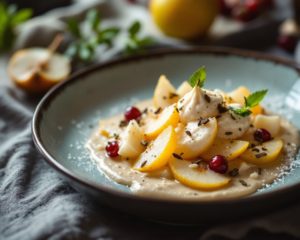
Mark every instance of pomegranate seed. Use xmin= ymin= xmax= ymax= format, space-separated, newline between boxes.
xmin=209 ymin=155 xmax=228 ymax=174
xmin=105 ymin=141 xmax=119 ymax=157
xmin=254 ymin=128 xmax=272 ymax=143
xmin=124 ymin=106 xmax=141 ymax=121
xmin=277 ymin=35 xmax=298 ymax=52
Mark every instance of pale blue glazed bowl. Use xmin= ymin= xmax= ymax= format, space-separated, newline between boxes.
xmin=32 ymin=48 xmax=300 ymax=224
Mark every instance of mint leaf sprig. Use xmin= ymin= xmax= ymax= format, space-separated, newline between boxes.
xmin=0 ymin=2 xmax=32 ymax=52
xmin=65 ymin=9 xmax=120 ymax=63
xmin=188 ymin=66 xmax=207 ymax=88
xmin=230 ymin=89 xmax=268 ymax=117
xmin=124 ymin=20 xmax=155 ymax=55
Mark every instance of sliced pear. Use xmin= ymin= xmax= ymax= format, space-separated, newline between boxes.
xmin=241 ymin=139 xmax=283 ymax=165
xmin=169 ymin=157 xmax=230 ymax=190
xmin=134 ymin=126 xmax=176 ymax=172
xmin=118 ymin=120 xmax=145 ymax=159
xmin=228 ymin=86 xmax=263 ymax=115
xmin=177 ymin=81 xmax=192 ymax=97
xmin=153 ymin=75 xmax=179 ymax=108
xmin=144 ymin=104 xmax=179 ymax=139
xmin=201 ymin=139 xmax=249 ymax=161
xmin=8 ymin=48 xmax=71 ymax=93
xmin=253 ymin=115 xmax=281 ymax=137
xmin=175 ymin=117 xmax=218 ymax=159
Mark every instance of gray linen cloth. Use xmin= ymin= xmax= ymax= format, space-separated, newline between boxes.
xmin=1 ymin=0 xmax=300 ymax=239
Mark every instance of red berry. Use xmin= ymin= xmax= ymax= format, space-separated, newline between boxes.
xmin=277 ymin=35 xmax=298 ymax=52
xmin=254 ymin=128 xmax=272 ymax=143
xmin=105 ymin=141 xmax=119 ymax=157
xmin=124 ymin=106 xmax=141 ymax=121
xmin=209 ymin=155 xmax=228 ymax=174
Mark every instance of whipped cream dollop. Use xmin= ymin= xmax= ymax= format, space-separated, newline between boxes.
xmin=177 ymin=87 xmax=223 ymax=123
xmin=217 ymin=103 xmax=251 ymax=139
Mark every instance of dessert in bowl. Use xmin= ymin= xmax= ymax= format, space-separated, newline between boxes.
xmin=32 ymin=48 xmax=300 ymax=223
xmin=87 ymin=67 xmax=299 ymax=200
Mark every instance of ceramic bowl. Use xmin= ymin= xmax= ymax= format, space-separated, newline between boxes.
xmin=32 ymin=47 xmax=300 ymax=224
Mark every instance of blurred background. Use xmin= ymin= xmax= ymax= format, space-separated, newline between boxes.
xmin=3 ymin=0 xmax=300 ymax=93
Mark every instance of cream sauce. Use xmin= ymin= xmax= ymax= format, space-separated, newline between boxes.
xmin=86 ymin=100 xmax=299 ymax=201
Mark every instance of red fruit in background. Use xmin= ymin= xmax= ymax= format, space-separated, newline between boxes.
xmin=245 ymin=0 xmax=261 ymax=14
xmin=277 ymin=35 xmax=298 ymax=52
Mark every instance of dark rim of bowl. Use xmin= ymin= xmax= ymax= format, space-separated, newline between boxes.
xmin=32 ymin=46 xmax=300 ymax=205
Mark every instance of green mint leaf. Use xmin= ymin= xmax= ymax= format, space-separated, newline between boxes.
xmin=11 ymin=8 xmax=32 ymax=26
xmin=230 ymin=107 xmax=252 ymax=117
xmin=79 ymin=43 xmax=94 ymax=61
xmin=86 ymin=9 xmax=100 ymax=31
xmin=136 ymin=36 xmax=155 ymax=46
xmin=188 ymin=66 xmax=207 ymax=88
xmin=245 ymin=89 xmax=268 ymax=108
xmin=67 ymin=19 xmax=81 ymax=38
xmin=128 ymin=21 xmax=141 ymax=37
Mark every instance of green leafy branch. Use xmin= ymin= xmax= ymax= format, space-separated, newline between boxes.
xmin=124 ymin=20 xmax=154 ymax=55
xmin=0 ymin=2 xmax=32 ymax=52
xmin=230 ymin=89 xmax=268 ymax=117
xmin=65 ymin=9 xmax=120 ymax=62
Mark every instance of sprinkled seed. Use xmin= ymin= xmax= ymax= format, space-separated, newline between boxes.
xmin=255 ymin=152 xmax=267 ymax=158
xmin=198 ymin=118 xmax=209 ymax=126
xmin=257 ymin=168 xmax=262 ymax=175
xmin=172 ymin=153 xmax=183 ymax=160
xmin=140 ymin=140 xmax=148 ymax=147
xmin=251 ymin=148 xmax=260 ymax=152
xmin=238 ymin=128 xmax=242 ymax=131
xmin=239 ymin=179 xmax=248 ymax=187
xmin=154 ymin=107 xmax=162 ymax=114
xmin=225 ymin=131 xmax=233 ymax=135
xmin=230 ymin=114 xmax=236 ymax=120
xmin=204 ymin=94 xmax=211 ymax=103
xmin=142 ymin=108 xmax=148 ymax=114
xmin=185 ymin=130 xmax=192 ymax=137
xmin=141 ymin=161 xmax=147 ymax=168
xmin=228 ymin=168 xmax=239 ymax=177
xmin=169 ymin=92 xmax=179 ymax=99
xmin=217 ymin=103 xmax=228 ymax=113
xmin=163 ymin=96 xmax=167 ymax=100
xmin=119 ymin=120 xmax=128 ymax=128
xmin=113 ymin=133 xmax=119 ymax=140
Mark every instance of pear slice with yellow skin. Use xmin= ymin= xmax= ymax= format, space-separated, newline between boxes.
xmin=201 ymin=139 xmax=249 ymax=161
xmin=228 ymin=86 xmax=263 ymax=115
xmin=153 ymin=75 xmax=179 ymax=108
xmin=134 ymin=126 xmax=176 ymax=172
xmin=144 ymin=104 xmax=179 ymax=140
xmin=175 ymin=117 xmax=218 ymax=159
xmin=253 ymin=114 xmax=281 ymax=137
xmin=241 ymin=139 xmax=283 ymax=165
xmin=169 ymin=157 xmax=230 ymax=190
xmin=8 ymin=48 xmax=71 ymax=93
xmin=177 ymin=81 xmax=192 ymax=97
